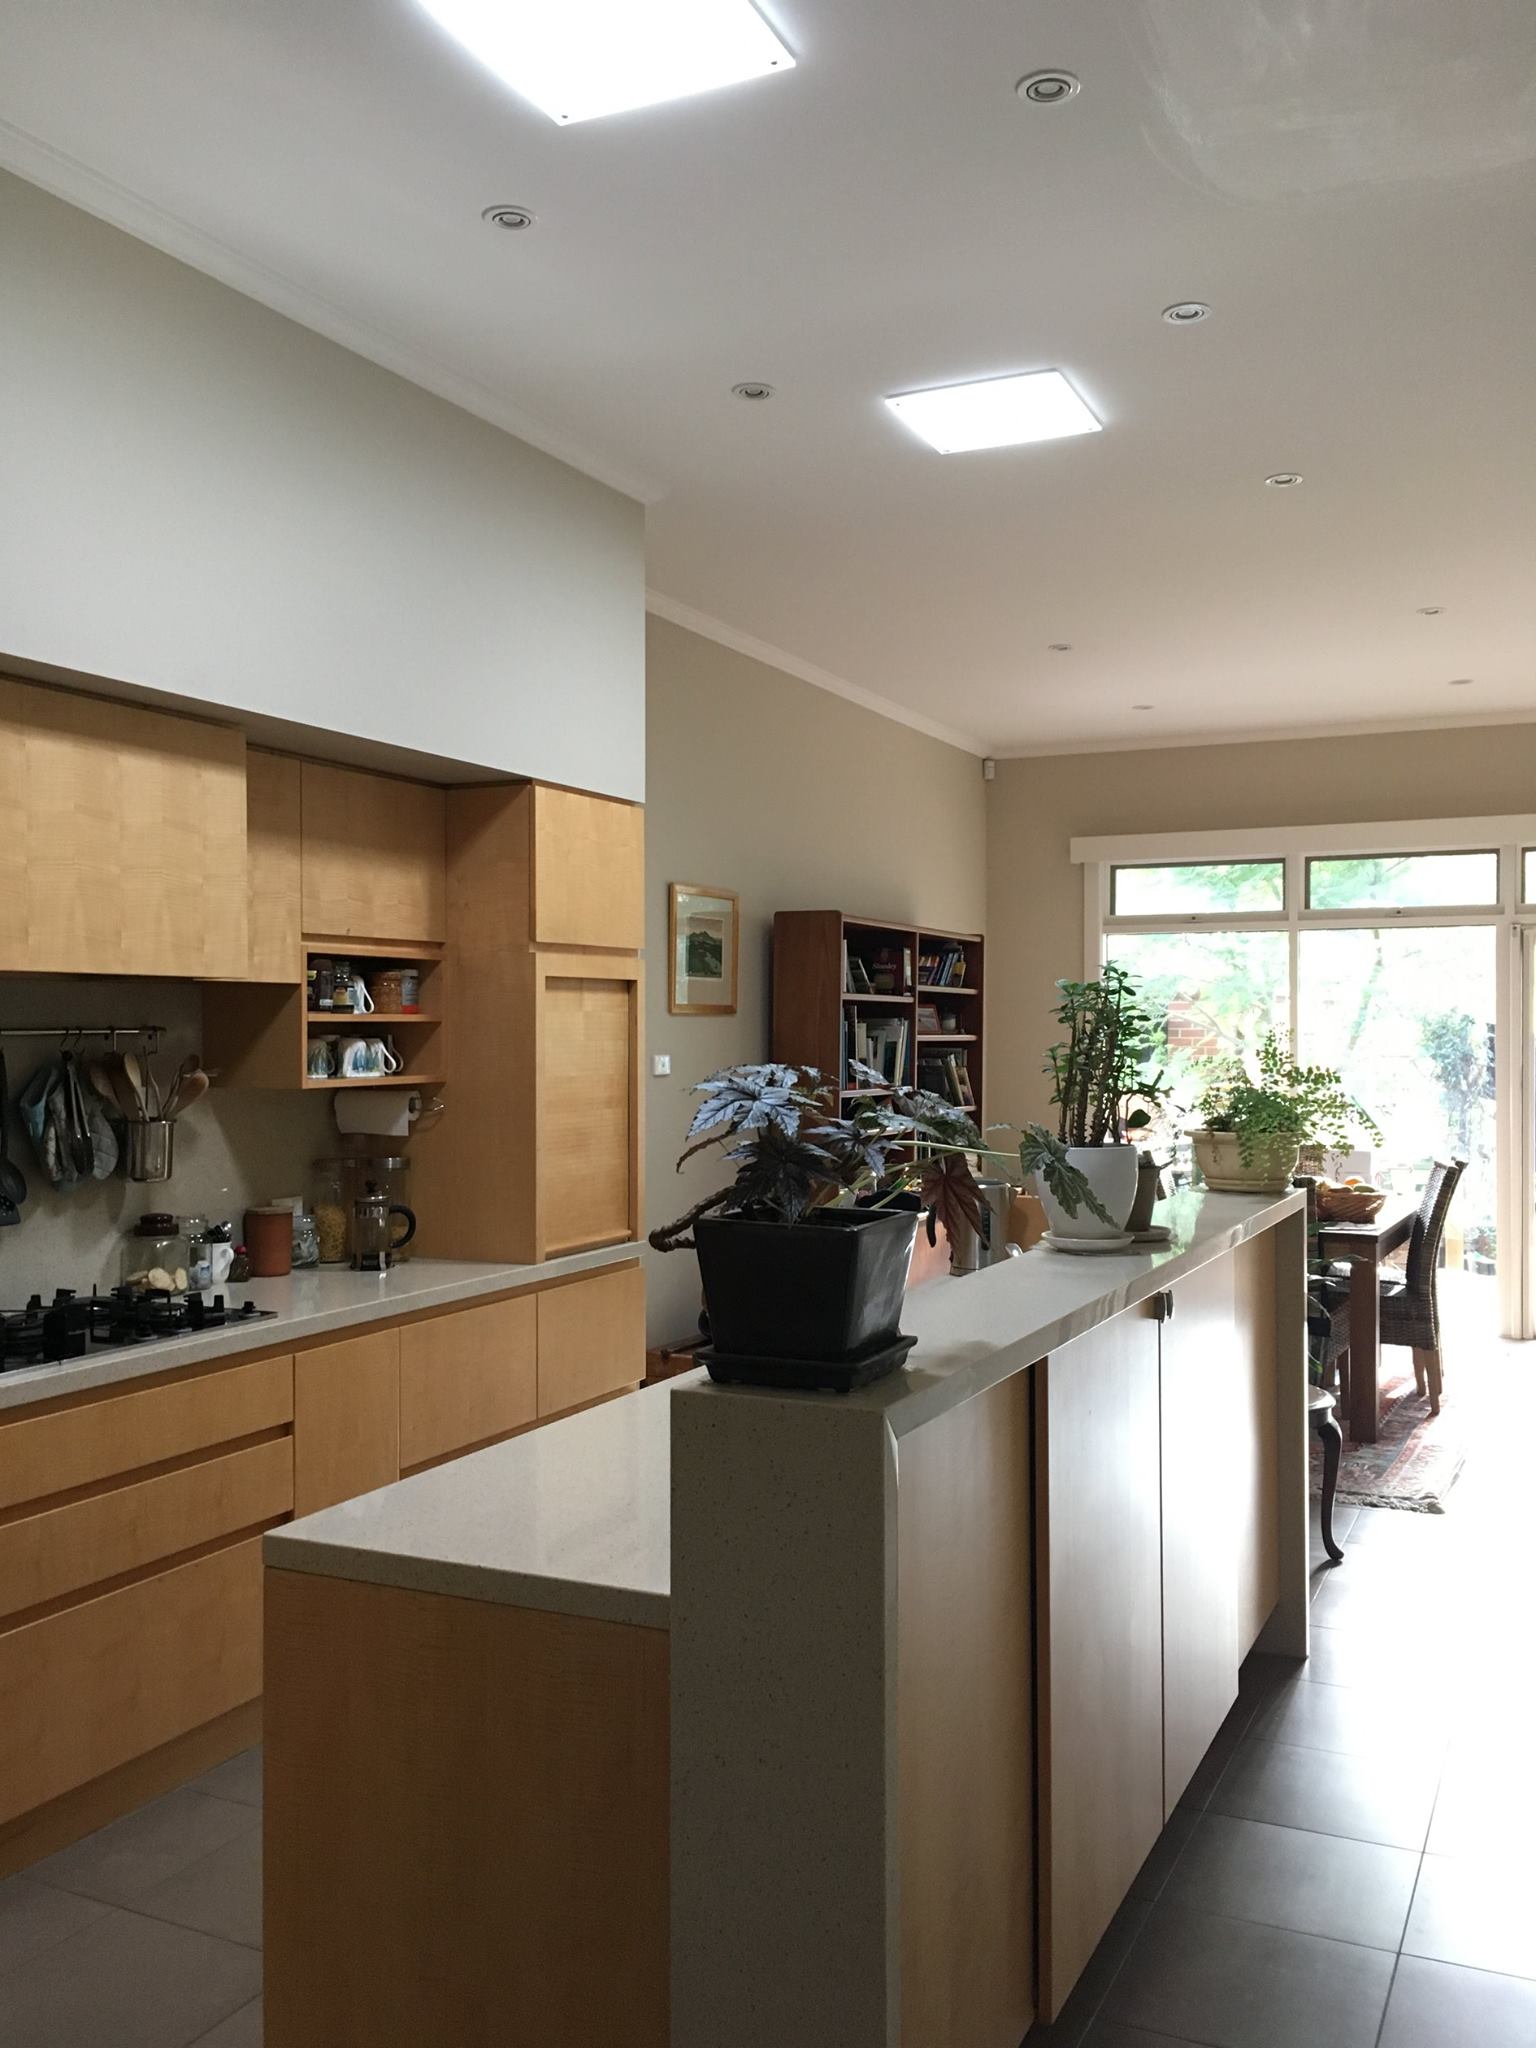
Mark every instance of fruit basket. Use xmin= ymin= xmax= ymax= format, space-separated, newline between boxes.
xmin=1314 ymin=1183 xmax=1386 ymax=1224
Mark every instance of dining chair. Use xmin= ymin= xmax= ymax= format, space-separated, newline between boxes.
xmin=1378 ymin=1157 xmax=1466 ymax=1414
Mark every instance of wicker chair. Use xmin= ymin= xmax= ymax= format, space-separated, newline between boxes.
xmin=1379 ymin=1157 xmax=1466 ymax=1414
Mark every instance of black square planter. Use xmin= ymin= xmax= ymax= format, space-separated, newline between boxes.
xmin=693 ymin=1206 xmax=918 ymax=1366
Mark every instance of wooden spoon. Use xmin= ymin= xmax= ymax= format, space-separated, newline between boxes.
xmin=167 ymin=1069 xmax=209 ymax=1118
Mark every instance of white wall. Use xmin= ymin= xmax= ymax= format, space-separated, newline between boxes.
xmin=0 ymin=171 xmax=645 ymax=801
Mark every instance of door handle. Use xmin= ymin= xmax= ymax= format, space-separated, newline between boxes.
xmin=1151 ymin=1289 xmax=1176 ymax=1322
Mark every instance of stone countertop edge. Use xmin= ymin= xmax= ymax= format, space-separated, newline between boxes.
xmin=0 ymin=1241 xmax=645 ymax=1414
xmin=674 ymin=1186 xmax=1307 ymax=1439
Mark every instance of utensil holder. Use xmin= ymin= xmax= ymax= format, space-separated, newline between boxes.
xmin=126 ymin=1120 xmax=175 ymax=1184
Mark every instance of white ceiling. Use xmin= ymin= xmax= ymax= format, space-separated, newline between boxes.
xmin=2 ymin=0 xmax=1534 ymax=756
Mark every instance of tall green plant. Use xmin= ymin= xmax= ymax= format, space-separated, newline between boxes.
xmin=1195 ymin=1033 xmax=1381 ymax=1164
xmin=1045 ymin=965 xmax=1168 ymax=1147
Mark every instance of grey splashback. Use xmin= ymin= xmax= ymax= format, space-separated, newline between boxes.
xmin=0 ymin=978 xmax=330 ymax=1298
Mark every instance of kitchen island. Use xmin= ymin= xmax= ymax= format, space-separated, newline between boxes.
xmin=262 ymin=1187 xmax=1308 ymax=2048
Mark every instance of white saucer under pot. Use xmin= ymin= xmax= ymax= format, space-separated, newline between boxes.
xmin=1043 ymin=1231 xmax=1135 ymax=1255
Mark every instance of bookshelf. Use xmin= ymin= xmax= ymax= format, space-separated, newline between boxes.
xmin=770 ymin=910 xmax=984 ymax=1114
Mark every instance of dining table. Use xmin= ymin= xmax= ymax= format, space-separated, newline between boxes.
xmin=1316 ymin=1194 xmax=1418 ymax=1444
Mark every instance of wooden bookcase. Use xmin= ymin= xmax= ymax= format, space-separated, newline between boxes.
xmin=771 ymin=911 xmax=984 ymax=1114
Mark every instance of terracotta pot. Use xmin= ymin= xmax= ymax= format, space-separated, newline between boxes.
xmin=1190 ymin=1128 xmax=1299 ymax=1196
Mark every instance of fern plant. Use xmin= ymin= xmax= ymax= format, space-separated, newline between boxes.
xmin=1195 ymin=1034 xmax=1381 ymax=1165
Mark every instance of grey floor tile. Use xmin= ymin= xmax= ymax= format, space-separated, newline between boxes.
xmin=1160 ymin=1812 xmax=1418 ymax=1951
xmin=1178 ymin=1694 xmax=1262 ymax=1812
xmin=1026 ymin=1895 xmax=1153 ymax=2047
xmin=0 ymin=1905 xmax=261 ymax=2048
xmin=1102 ymin=1902 xmax=1395 ymax=2048
xmin=0 ymin=1877 xmax=110 ymax=1980
xmin=1403 ymin=1850 xmax=1536 ymax=1980
xmin=1130 ymin=1807 xmax=1199 ymax=1903
xmin=191 ymin=1749 xmax=263 ymax=1811
xmin=1208 ymin=1736 xmax=1439 ymax=1851
xmin=1303 ymin=1622 xmax=1454 ymax=1696
xmin=25 ymin=1789 xmax=256 ymax=1909
xmin=1253 ymin=1677 xmax=1446 ymax=1764
xmin=191 ymin=1997 xmax=263 ymax=2046
xmin=1082 ymin=2025 xmax=1194 ymax=2047
xmin=136 ymin=1828 xmax=262 ymax=1950
xmin=1380 ymin=1954 xmax=1536 ymax=2048
xmin=1427 ymin=1758 xmax=1536 ymax=1858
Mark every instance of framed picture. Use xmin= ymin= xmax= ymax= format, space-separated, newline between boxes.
xmin=669 ymin=883 xmax=739 ymax=1016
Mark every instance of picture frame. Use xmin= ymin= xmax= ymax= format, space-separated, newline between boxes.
xmin=669 ymin=883 xmax=739 ymax=1016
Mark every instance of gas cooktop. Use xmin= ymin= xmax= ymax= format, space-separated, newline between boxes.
xmin=0 ymin=1288 xmax=277 ymax=1371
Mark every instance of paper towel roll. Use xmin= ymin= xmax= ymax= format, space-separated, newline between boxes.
xmin=333 ymin=1089 xmax=419 ymax=1138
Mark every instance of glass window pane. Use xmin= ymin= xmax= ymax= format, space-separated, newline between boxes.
xmin=1298 ymin=925 xmax=1496 ymax=1276
xmin=1306 ymin=851 xmax=1497 ymax=910
xmin=1524 ymin=848 xmax=1536 ymax=903
xmin=1111 ymin=861 xmax=1283 ymax=916
xmin=1105 ymin=930 xmax=1291 ymax=1154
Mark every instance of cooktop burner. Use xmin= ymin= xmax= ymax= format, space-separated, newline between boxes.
xmin=0 ymin=1288 xmax=277 ymax=1371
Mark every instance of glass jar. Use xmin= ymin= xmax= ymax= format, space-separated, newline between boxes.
xmin=312 ymin=1157 xmax=355 ymax=1266
xmin=271 ymin=1195 xmax=320 ymax=1269
xmin=120 ymin=1213 xmax=190 ymax=1293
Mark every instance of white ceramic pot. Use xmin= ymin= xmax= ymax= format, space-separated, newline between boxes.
xmin=1190 ymin=1128 xmax=1299 ymax=1196
xmin=1034 ymin=1144 xmax=1139 ymax=1239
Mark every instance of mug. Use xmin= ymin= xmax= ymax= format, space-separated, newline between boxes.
xmin=366 ymin=1036 xmax=403 ymax=1075
xmin=307 ymin=1037 xmax=338 ymax=1079
xmin=349 ymin=975 xmax=374 ymax=1014
xmin=340 ymin=1038 xmax=377 ymax=1078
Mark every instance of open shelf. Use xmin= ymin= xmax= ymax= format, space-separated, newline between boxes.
xmin=307 ymin=1012 xmax=441 ymax=1026
xmin=917 ymin=984 xmax=979 ymax=997
xmin=304 ymin=1073 xmax=443 ymax=1091
xmin=917 ymin=1033 xmax=978 ymax=1044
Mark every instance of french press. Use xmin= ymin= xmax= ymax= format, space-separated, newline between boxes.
xmin=350 ymin=1180 xmax=417 ymax=1272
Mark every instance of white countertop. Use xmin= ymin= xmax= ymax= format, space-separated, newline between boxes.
xmin=264 ymin=1189 xmax=1303 ymax=1627
xmin=0 ymin=1242 xmax=644 ymax=1412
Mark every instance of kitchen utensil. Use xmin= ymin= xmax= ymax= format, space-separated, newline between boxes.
xmin=350 ymin=1182 xmax=416 ymax=1272
xmin=161 ymin=1054 xmax=199 ymax=1116
xmin=169 ymin=1069 xmax=209 ymax=1116
xmin=125 ymin=1119 xmax=175 ymax=1183
xmin=0 ymin=1052 xmax=27 ymax=1212
xmin=948 ymin=1176 xmax=1021 ymax=1275
xmin=118 ymin=1052 xmax=150 ymax=1119
xmin=60 ymin=1053 xmax=95 ymax=1178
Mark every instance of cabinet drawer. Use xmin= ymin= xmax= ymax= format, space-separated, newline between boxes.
xmin=399 ymin=1297 xmax=537 ymax=1471
xmin=293 ymin=1329 xmax=400 ymax=1515
xmin=0 ymin=1353 xmax=294 ymax=1515
xmin=0 ymin=1538 xmax=264 ymax=1827
xmin=0 ymin=1437 xmax=292 ymax=1624
xmin=536 ymin=1265 xmax=644 ymax=1419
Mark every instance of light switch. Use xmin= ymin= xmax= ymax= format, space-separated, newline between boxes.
xmin=652 ymin=1053 xmax=672 ymax=1077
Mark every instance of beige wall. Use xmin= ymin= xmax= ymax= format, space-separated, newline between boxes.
xmin=644 ymin=616 xmax=988 ymax=1342
xmin=986 ymin=722 xmax=1536 ymax=1129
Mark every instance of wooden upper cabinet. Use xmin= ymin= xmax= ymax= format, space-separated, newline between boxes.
xmin=0 ymin=676 xmax=247 ymax=978
xmin=245 ymin=751 xmax=303 ymax=981
xmin=300 ymin=762 xmax=446 ymax=942
xmin=528 ymin=785 xmax=644 ymax=951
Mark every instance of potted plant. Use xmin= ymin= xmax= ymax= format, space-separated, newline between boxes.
xmin=1025 ymin=966 xmax=1169 ymax=1239
xmin=1188 ymin=1034 xmax=1380 ymax=1195
xmin=649 ymin=1061 xmax=1026 ymax=1388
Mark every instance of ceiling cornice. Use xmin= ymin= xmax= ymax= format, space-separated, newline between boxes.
xmin=644 ymin=590 xmax=990 ymax=757
xmin=995 ymin=704 xmax=1536 ymax=759
xmin=0 ymin=115 xmax=660 ymax=505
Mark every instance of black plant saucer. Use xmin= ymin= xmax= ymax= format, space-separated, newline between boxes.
xmin=698 ymin=1332 xmax=917 ymax=1396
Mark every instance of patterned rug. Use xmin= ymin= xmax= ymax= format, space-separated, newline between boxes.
xmin=1310 ymin=1368 xmax=1466 ymax=1513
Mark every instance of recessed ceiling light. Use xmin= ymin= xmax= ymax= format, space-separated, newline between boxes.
xmin=1416 ymin=605 xmax=1446 ymax=616
xmin=1448 ymin=677 xmax=1474 ymax=687
xmin=1132 ymin=703 xmax=1154 ymax=711
xmin=1162 ymin=301 xmax=1210 ymax=324
xmin=885 ymin=370 xmax=1101 ymax=454
xmin=1264 ymin=472 xmax=1303 ymax=487
xmin=1048 ymin=642 xmax=1073 ymax=652
xmin=1016 ymin=69 xmax=1080 ymax=105
xmin=731 ymin=380 xmax=774 ymax=401
xmin=481 ymin=203 xmax=535 ymax=231
xmin=418 ymin=0 xmax=794 ymax=124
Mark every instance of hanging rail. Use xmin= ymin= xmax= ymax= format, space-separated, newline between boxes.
xmin=0 ymin=1024 xmax=165 ymax=1052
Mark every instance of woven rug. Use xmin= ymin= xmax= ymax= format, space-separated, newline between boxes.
xmin=1310 ymin=1368 xmax=1466 ymax=1513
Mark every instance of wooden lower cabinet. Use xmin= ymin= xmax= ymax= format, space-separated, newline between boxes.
xmin=536 ymin=1262 xmax=645 ymax=1417
xmin=400 ymin=1295 xmax=537 ymax=1471
xmin=293 ymin=1328 xmax=401 ymax=1516
xmin=1233 ymin=1229 xmax=1282 ymax=1655
xmin=1035 ymin=1303 xmax=1165 ymax=2021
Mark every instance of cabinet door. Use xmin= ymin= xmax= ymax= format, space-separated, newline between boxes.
xmin=1161 ymin=1262 xmax=1240 ymax=1816
xmin=0 ymin=676 xmax=247 ymax=977
xmin=536 ymin=1264 xmax=645 ymax=1418
xmin=1233 ymin=1229 xmax=1281 ymax=1656
xmin=539 ymin=959 xmax=641 ymax=1256
xmin=293 ymin=1329 xmax=400 ymax=1515
xmin=246 ymin=750 xmax=302 ymax=981
xmin=399 ymin=1296 xmax=538 ymax=1471
xmin=529 ymin=785 xmax=644 ymax=951
xmin=300 ymin=761 xmax=446 ymax=941
xmin=1035 ymin=1304 xmax=1163 ymax=2020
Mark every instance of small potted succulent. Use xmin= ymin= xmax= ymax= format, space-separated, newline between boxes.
xmin=650 ymin=1061 xmax=1014 ymax=1388
xmin=1023 ymin=966 xmax=1169 ymax=1239
xmin=1188 ymin=1034 xmax=1380 ymax=1195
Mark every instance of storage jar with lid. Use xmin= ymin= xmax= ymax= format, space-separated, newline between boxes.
xmin=271 ymin=1195 xmax=320 ymax=1269
xmin=119 ymin=1214 xmax=190 ymax=1293
xmin=312 ymin=1157 xmax=355 ymax=1265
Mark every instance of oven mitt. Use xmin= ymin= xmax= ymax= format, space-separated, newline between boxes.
xmin=19 ymin=1057 xmax=119 ymax=1190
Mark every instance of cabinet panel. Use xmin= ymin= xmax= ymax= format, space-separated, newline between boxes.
xmin=0 ymin=1438 xmax=292 ymax=1623
xmin=1161 ymin=1262 xmax=1240 ymax=1816
xmin=0 ymin=1538 xmax=263 ymax=1827
xmin=1233 ymin=1230 xmax=1281 ymax=1656
xmin=540 ymin=971 xmax=638 ymax=1254
xmin=0 ymin=1352 xmax=294 ymax=1515
xmin=899 ymin=1369 xmax=1034 ymax=2048
xmin=301 ymin=761 xmax=446 ymax=942
xmin=1036 ymin=1305 xmax=1164 ymax=2020
xmin=399 ymin=1297 xmax=538 ymax=1470
xmin=536 ymin=1264 xmax=644 ymax=1418
xmin=0 ymin=675 xmax=247 ymax=978
xmin=530 ymin=785 xmax=644 ymax=951
xmin=246 ymin=749 xmax=303 ymax=981
xmin=293 ymin=1329 xmax=401 ymax=1515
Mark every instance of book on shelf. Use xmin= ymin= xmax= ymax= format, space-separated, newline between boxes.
xmin=916 ymin=1049 xmax=975 ymax=1110
xmin=847 ymin=1013 xmax=909 ymax=1089
xmin=917 ymin=943 xmax=968 ymax=989
xmin=845 ymin=949 xmax=874 ymax=994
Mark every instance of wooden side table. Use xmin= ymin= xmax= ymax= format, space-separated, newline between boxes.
xmin=1316 ymin=1197 xmax=1416 ymax=1444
